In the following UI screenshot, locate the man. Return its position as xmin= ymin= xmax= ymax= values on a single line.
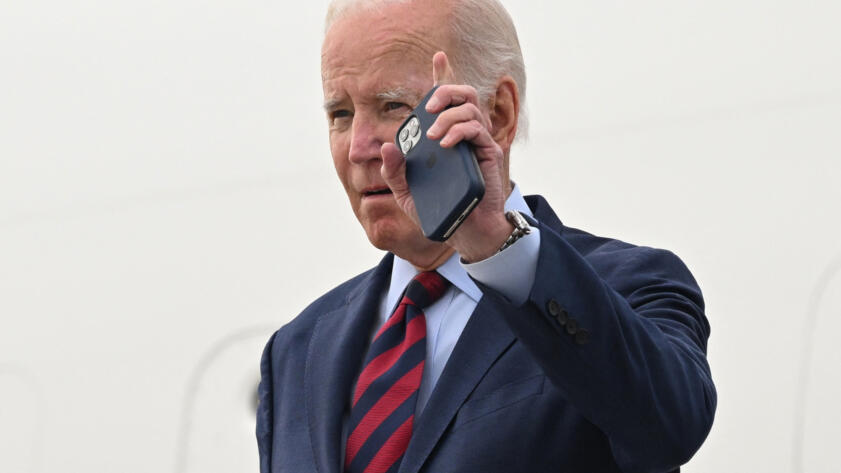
xmin=257 ymin=0 xmax=716 ymax=472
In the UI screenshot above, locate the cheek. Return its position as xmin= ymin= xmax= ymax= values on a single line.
xmin=329 ymin=136 xmax=351 ymax=184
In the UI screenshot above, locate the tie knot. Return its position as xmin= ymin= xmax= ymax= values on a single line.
xmin=404 ymin=271 xmax=449 ymax=310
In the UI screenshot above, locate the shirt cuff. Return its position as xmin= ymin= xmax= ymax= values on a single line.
xmin=461 ymin=226 xmax=540 ymax=306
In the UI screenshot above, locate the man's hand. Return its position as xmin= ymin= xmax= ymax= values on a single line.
xmin=380 ymin=51 xmax=513 ymax=263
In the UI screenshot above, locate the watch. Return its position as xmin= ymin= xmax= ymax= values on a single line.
xmin=498 ymin=210 xmax=532 ymax=253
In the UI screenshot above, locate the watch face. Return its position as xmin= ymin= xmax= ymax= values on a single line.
xmin=506 ymin=210 xmax=531 ymax=232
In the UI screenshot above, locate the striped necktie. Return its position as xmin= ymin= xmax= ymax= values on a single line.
xmin=344 ymin=271 xmax=450 ymax=473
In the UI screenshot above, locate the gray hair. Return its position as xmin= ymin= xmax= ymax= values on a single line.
xmin=324 ymin=0 xmax=528 ymax=139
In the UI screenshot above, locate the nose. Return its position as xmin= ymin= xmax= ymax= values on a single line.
xmin=347 ymin=112 xmax=385 ymax=165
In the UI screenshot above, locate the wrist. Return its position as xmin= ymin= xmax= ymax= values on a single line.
xmin=449 ymin=212 xmax=513 ymax=263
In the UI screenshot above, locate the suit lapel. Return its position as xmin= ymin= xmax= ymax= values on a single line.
xmin=306 ymin=254 xmax=393 ymax=473
xmin=398 ymin=289 xmax=516 ymax=473
xmin=397 ymin=194 xmax=557 ymax=472
xmin=305 ymin=195 xmax=555 ymax=473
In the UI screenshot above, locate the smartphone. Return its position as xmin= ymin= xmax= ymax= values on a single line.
xmin=395 ymin=86 xmax=485 ymax=241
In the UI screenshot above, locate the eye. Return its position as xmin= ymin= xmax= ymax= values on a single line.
xmin=331 ymin=109 xmax=351 ymax=120
xmin=384 ymin=102 xmax=409 ymax=112
xmin=329 ymin=109 xmax=352 ymax=128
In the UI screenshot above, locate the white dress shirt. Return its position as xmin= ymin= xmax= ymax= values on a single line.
xmin=377 ymin=184 xmax=542 ymax=414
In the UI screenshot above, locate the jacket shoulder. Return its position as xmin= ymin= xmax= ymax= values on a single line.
xmin=563 ymin=226 xmax=704 ymax=317
xmin=527 ymin=193 xmax=699 ymax=295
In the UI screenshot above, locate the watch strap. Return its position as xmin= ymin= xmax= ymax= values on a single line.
xmin=498 ymin=210 xmax=532 ymax=253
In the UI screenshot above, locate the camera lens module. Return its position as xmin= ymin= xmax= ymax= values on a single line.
xmin=400 ymin=138 xmax=413 ymax=154
xmin=408 ymin=117 xmax=420 ymax=137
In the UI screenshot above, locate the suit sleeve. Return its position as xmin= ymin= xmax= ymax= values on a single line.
xmin=480 ymin=221 xmax=716 ymax=473
xmin=256 ymin=330 xmax=279 ymax=473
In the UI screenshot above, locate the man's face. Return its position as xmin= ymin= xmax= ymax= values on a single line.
xmin=321 ymin=2 xmax=452 ymax=253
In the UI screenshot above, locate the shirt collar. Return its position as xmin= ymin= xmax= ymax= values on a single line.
xmin=504 ymin=182 xmax=533 ymax=218
xmin=386 ymin=183 xmax=530 ymax=317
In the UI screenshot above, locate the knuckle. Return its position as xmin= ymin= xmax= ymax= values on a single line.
xmin=438 ymin=108 xmax=458 ymax=122
xmin=435 ymin=85 xmax=455 ymax=98
xmin=436 ymin=84 xmax=478 ymax=103
xmin=465 ymin=103 xmax=482 ymax=118
xmin=458 ymin=121 xmax=475 ymax=133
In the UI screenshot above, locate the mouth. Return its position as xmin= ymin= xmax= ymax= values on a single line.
xmin=362 ymin=187 xmax=393 ymax=197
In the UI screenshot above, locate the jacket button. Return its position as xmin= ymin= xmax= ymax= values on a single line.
xmin=575 ymin=329 xmax=590 ymax=345
xmin=556 ymin=309 xmax=568 ymax=326
xmin=547 ymin=299 xmax=561 ymax=317
xmin=565 ymin=318 xmax=578 ymax=335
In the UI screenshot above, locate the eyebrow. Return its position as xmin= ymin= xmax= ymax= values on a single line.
xmin=322 ymin=87 xmax=423 ymax=112
xmin=375 ymin=87 xmax=422 ymax=104
xmin=323 ymin=97 xmax=344 ymax=112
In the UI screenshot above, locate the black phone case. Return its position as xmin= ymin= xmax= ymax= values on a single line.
xmin=395 ymin=86 xmax=485 ymax=241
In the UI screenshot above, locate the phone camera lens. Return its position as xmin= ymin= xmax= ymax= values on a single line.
xmin=399 ymin=128 xmax=409 ymax=142
xmin=408 ymin=117 xmax=420 ymax=137
xmin=400 ymin=139 xmax=413 ymax=154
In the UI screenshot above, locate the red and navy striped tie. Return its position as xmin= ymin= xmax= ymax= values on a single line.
xmin=344 ymin=271 xmax=450 ymax=473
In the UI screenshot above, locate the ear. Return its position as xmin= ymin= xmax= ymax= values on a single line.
xmin=488 ymin=76 xmax=520 ymax=153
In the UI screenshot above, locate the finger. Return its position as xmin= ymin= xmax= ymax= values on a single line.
xmin=432 ymin=51 xmax=455 ymax=87
xmin=426 ymin=84 xmax=480 ymax=114
xmin=439 ymin=120 xmax=499 ymax=152
xmin=426 ymin=102 xmax=490 ymax=140
xmin=380 ymin=142 xmax=410 ymax=195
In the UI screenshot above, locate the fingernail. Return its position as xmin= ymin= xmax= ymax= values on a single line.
xmin=427 ymin=125 xmax=438 ymax=138
xmin=426 ymin=97 xmax=439 ymax=111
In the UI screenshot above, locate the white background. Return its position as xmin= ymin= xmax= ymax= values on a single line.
xmin=1 ymin=1 xmax=840 ymax=472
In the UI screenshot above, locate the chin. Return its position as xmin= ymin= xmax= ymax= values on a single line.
xmin=363 ymin=221 xmax=407 ymax=252
xmin=361 ymin=217 xmax=424 ymax=254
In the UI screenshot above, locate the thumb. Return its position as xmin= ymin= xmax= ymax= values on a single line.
xmin=380 ymin=142 xmax=410 ymax=196
xmin=432 ymin=51 xmax=455 ymax=86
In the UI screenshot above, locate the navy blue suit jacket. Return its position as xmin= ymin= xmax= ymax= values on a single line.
xmin=257 ymin=195 xmax=715 ymax=473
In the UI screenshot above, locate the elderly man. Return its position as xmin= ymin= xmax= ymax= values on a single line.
xmin=257 ymin=0 xmax=716 ymax=472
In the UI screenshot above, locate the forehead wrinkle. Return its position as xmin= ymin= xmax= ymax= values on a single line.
xmin=321 ymin=13 xmax=452 ymax=79
xmin=322 ymin=37 xmax=439 ymax=81
xmin=321 ymin=39 xmax=434 ymax=102
xmin=321 ymin=5 xmax=456 ymax=109
xmin=367 ymin=30 xmax=447 ymax=66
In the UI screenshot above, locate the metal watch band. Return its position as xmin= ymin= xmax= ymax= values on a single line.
xmin=498 ymin=210 xmax=532 ymax=253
